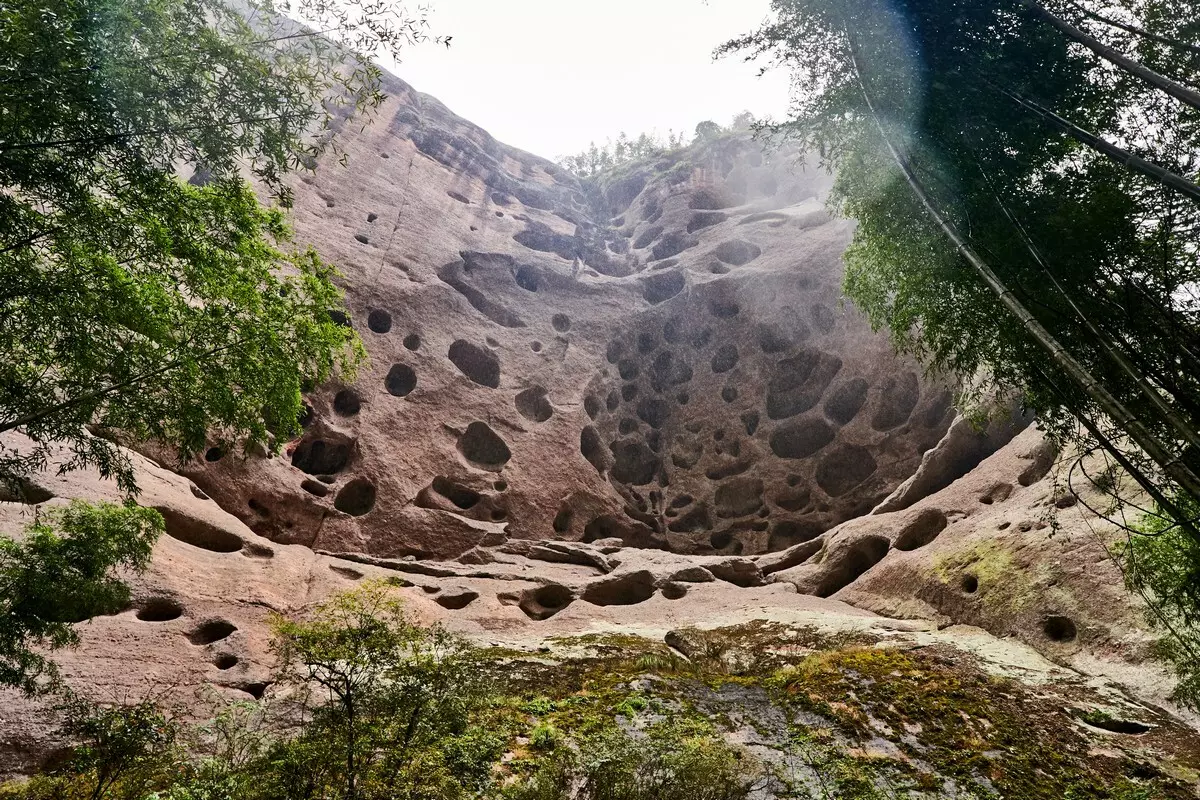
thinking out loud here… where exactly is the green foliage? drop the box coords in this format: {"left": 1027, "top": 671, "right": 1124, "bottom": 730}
{"left": 500, "top": 720, "right": 761, "bottom": 800}
{"left": 0, "top": 0, "right": 445, "bottom": 492}
{"left": 266, "top": 581, "right": 497, "bottom": 800}
{"left": 1118, "top": 496, "right": 1200, "bottom": 709}
{"left": 57, "top": 693, "right": 182, "bottom": 800}
{"left": 578, "top": 720, "right": 762, "bottom": 800}
{"left": 694, "top": 120, "right": 723, "bottom": 141}
{"left": 721, "top": 0, "right": 1200, "bottom": 514}
{"left": 557, "top": 129, "right": 687, "bottom": 178}
{"left": 0, "top": 501, "right": 162, "bottom": 694}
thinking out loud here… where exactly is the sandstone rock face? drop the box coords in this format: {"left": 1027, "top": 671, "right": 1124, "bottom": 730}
{"left": 158, "top": 72, "right": 969, "bottom": 563}
{"left": 1, "top": 71, "right": 1192, "bottom": 776}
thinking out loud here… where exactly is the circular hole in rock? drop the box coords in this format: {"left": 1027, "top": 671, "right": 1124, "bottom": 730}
{"left": 367, "top": 309, "right": 392, "bottom": 334}
{"left": 531, "top": 341, "right": 543, "bottom": 352}
{"left": 710, "top": 530, "right": 734, "bottom": 550}
{"left": 385, "top": 364, "right": 417, "bottom": 397}
{"left": 188, "top": 619, "right": 238, "bottom": 646}
{"left": 334, "top": 478, "right": 377, "bottom": 516}
{"left": 204, "top": 446, "right": 225, "bottom": 463}
{"left": 212, "top": 654, "right": 239, "bottom": 670}
{"left": 367, "top": 212, "right": 378, "bottom": 223}
{"left": 551, "top": 313, "right": 571, "bottom": 333}
{"left": 961, "top": 574, "right": 979, "bottom": 594}
{"left": 520, "top": 584, "right": 574, "bottom": 620}
{"left": 403, "top": 334, "right": 421, "bottom": 351}
{"left": 721, "top": 386, "right": 738, "bottom": 403}
{"left": 458, "top": 422, "right": 511, "bottom": 470}
{"left": 1055, "top": 493, "right": 1078, "bottom": 509}
{"left": 494, "top": 480, "right": 508, "bottom": 491}
{"left": 436, "top": 589, "right": 480, "bottom": 610}
{"left": 515, "top": 386, "right": 553, "bottom": 423}
{"left": 333, "top": 389, "right": 362, "bottom": 416}
{"left": 661, "top": 582, "right": 688, "bottom": 600}
{"left": 136, "top": 599, "right": 183, "bottom": 622}
{"left": 515, "top": 265, "right": 540, "bottom": 292}
{"left": 536, "top": 585, "right": 572, "bottom": 610}
{"left": 291, "top": 437, "right": 351, "bottom": 475}
{"left": 893, "top": 509, "right": 949, "bottom": 551}
{"left": 1042, "top": 615, "right": 1077, "bottom": 642}
{"left": 449, "top": 340, "right": 501, "bottom": 387}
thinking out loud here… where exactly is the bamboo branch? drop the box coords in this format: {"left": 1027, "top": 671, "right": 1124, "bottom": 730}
{"left": 1021, "top": 0, "right": 1200, "bottom": 111}
{"left": 844, "top": 33, "right": 1200, "bottom": 509}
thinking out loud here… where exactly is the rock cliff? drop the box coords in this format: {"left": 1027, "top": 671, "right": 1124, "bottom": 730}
{"left": 1, "top": 71, "right": 1193, "bottom": 780}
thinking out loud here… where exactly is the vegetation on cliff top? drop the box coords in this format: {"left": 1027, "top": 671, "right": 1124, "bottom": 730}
{"left": 3, "top": 583, "right": 1194, "bottom": 800}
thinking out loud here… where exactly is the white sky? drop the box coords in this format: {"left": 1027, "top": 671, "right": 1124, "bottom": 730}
{"left": 388, "top": 0, "right": 791, "bottom": 161}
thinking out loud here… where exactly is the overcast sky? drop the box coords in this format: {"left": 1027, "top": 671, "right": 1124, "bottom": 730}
{"left": 389, "top": 0, "right": 792, "bottom": 161}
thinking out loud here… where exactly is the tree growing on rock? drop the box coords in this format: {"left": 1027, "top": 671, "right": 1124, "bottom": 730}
{"left": 267, "top": 581, "right": 499, "bottom": 800}
{"left": 0, "top": 0, "right": 446, "bottom": 496}
{"left": 0, "top": 502, "right": 162, "bottom": 694}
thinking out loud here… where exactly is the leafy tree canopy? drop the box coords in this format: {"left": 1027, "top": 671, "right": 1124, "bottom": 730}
{"left": 722, "top": 0, "right": 1200, "bottom": 516}
{"left": 0, "top": 501, "right": 162, "bottom": 694}
{"left": 0, "top": 0, "right": 440, "bottom": 494}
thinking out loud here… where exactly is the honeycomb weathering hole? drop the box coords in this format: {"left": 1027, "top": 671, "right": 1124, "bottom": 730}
{"left": 770, "top": 418, "right": 836, "bottom": 460}
{"left": 515, "top": 386, "right": 554, "bottom": 422}
{"left": 893, "top": 509, "right": 949, "bottom": 551}
{"left": 430, "top": 476, "right": 482, "bottom": 509}
{"left": 187, "top": 619, "right": 238, "bottom": 645}
{"left": 334, "top": 478, "right": 377, "bottom": 516}
{"left": 136, "top": 599, "right": 183, "bottom": 622}
{"left": 385, "top": 364, "right": 417, "bottom": 397}
{"left": 816, "top": 445, "right": 878, "bottom": 497}
{"left": 333, "top": 389, "right": 362, "bottom": 416}
{"left": 582, "top": 570, "right": 657, "bottom": 606}
{"left": 815, "top": 536, "right": 890, "bottom": 597}
{"left": 367, "top": 309, "right": 392, "bottom": 333}
{"left": 642, "top": 271, "right": 685, "bottom": 304}
{"left": 291, "top": 437, "right": 352, "bottom": 475}
{"left": 961, "top": 574, "right": 979, "bottom": 594}
{"left": 448, "top": 340, "right": 501, "bottom": 388}
{"left": 552, "top": 313, "right": 571, "bottom": 332}
{"left": 515, "top": 265, "right": 540, "bottom": 292}
{"left": 301, "top": 479, "right": 330, "bottom": 497}
{"left": 403, "top": 334, "right": 422, "bottom": 351}
{"left": 519, "top": 584, "right": 574, "bottom": 620}
{"left": 1043, "top": 614, "right": 1077, "bottom": 642}
{"left": 212, "top": 654, "right": 239, "bottom": 670}
{"left": 661, "top": 582, "right": 688, "bottom": 600}
{"left": 712, "top": 240, "right": 762, "bottom": 266}
{"left": 157, "top": 507, "right": 243, "bottom": 553}
{"left": 204, "top": 447, "right": 225, "bottom": 462}
{"left": 458, "top": 422, "right": 512, "bottom": 470}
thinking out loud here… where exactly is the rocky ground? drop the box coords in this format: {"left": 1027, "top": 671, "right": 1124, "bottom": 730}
{"left": 1, "top": 68, "right": 1196, "bottom": 791}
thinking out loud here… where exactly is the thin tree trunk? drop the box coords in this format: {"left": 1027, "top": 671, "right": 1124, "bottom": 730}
{"left": 1061, "top": 0, "right": 1200, "bottom": 58}
{"left": 967, "top": 152, "right": 1200, "bottom": 449}
{"left": 995, "top": 85, "right": 1200, "bottom": 203}
{"left": 1020, "top": 0, "right": 1200, "bottom": 111}
{"left": 845, "top": 35, "right": 1200, "bottom": 513}
{"left": 0, "top": 341, "right": 229, "bottom": 435}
